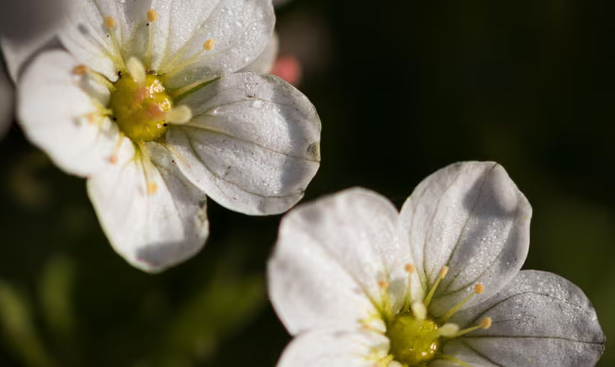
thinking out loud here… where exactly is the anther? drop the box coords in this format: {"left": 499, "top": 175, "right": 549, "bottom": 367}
{"left": 479, "top": 317, "right": 492, "bottom": 330}
{"left": 403, "top": 263, "right": 415, "bottom": 311}
{"left": 147, "top": 183, "right": 158, "bottom": 195}
{"left": 107, "top": 132, "right": 125, "bottom": 165}
{"left": 439, "top": 266, "right": 449, "bottom": 278}
{"left": 452, "top": 317, "right": 493, "bottom": 338}
{"left": 474, "top": 284, "right": 485, "bottom": 295}
{"left": 411, "top": 301, "right": 427, "bottom": 320}
{"left": 147, "top": 9, "right": 158, "bottom": 22}
{"left": 165, "top": 105, "right": 193, "bottom": 124}
{"left": 424, "top": 265, "right": 449, "bottom": 308}
{"left": 378, "top": 280, "right": 389, "bottom": 289}
{"left": 440, "top": 283, "right": 486, "bottom": 323}
{"left": 104, "top": 16, "right": 116, "bottom": 29}
{"left": 438, "top": 323, "right": 460, "bottom": 337}
{"left": 203, "top": 38, "right": 215, "bottom": 51}
{"left": 72, "top": 64, "right": 88, "bottom": 76}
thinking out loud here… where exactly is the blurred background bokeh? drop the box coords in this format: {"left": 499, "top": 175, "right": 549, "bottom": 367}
{"left": 1, "top": 0, "right": 615, "bottom": 365}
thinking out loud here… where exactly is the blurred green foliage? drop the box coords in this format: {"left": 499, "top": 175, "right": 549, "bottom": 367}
{"left": 1, "top": 0, "right": 615, "bottom": 365}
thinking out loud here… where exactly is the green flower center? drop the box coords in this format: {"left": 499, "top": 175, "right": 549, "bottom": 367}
{"left": 386, "top": 311, "right": 440, "bottom": 366}
{"left": 109, "top": 71, "right": 172, "bottom": 142}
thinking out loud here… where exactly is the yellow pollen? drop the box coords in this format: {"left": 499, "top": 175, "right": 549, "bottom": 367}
{"left": 452, "top": 317, "right": 493, "bottom": 338}
{"left": 104, "top": 16, "right": 116, "bottom": 29}
{"left": 480, "top": 317, "right": 492, "bottom": 330}
{"left": 147, "top": 9, "right": 158, "bottom": 22}
{"left": 439, "top": 266, "right": 449, "bottom": 278}
{"left": 72, "top": 64, "right": 88, "bottom": 75}
{"left": 203, "top": 38, "right": 215, "bottom": 51}
{"left": 404, "top": 264, "right": 415, "bottom": 273}
{"left": 147, "top": 183, "right": 158, "bottom": 195}
{"left": 440, "top": 283, "right": 487, "bottom": 323}
{"left": 378, "top": 280, "right": 389, "bottom": 289}
{"left": 109, "top": 155, "right": 118, "bottom": 164}
{"left": 474, "top": 284, "right": 485, "bottom": 294}
{"left": 424, "top": 266, "right": 449, "bottom": 307}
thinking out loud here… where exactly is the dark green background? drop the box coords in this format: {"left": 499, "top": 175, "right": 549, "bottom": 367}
{"left": 0, "top": 0, "right": 613, "bottom": 365}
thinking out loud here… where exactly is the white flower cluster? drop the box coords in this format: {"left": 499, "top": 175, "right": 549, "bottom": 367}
{"left": 1, "top": 1, "right": 606, "bottom": 366}
{"left": 269, "top": 162, "right": 605, "bottom": 367}
{"left": 13, "top": 0, "right": 320, "bottom": 272}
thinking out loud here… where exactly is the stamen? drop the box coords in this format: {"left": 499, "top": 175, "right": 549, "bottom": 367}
{"left": 108, "top": 132, "right": 125, "bottom": 165}
{"left": 161, "top": 37, "right": 217, "bottom": 77}
{"left": 73, "top": 64, "right": 115, "bottom": 92}
{"left": 439, "top": 283, "right": 485, "bottom": 323}
{"left": 361, "top": 322, "right": 385, "bottom": 335}
{"left": 411, "top": 301, "right": 427, "bottom": 320}
{"left": 147, "top": 183, "right": 158, "bottom": 194}
{"left": 424, "top": 266, "right": 448, "bottom": 308}
{"left": 103, "top": 16, "right": 125, "bottom": 70}
{"left": 437, "top": 323, "right": 460, "bottom": 337}
{"left": 403, "top": 263, "right": 415, "bottom": 311}
{"left": 165, "top": 105, "right": 193, "bottom": 124}
{"left": 203, "top": 38, "right": 215, "bottom": 51}
{"left": 146, "top": 9, "right": 158, "bottom": 22}
{"left": 451, "top": 317, "right": 492, "bottom": 338}
{"left": 72, "top": 64, "right": 88, "bottom": 76}
{"left": 145, "top": 9, "right": 158, "bottom": 67}
{"left": 104, "top": 16, "right": 116, "bottom": 29}
{"left": 127, "top": 57, "right": 147, "bottom": 85}
{"left": 136, "top": 142, "right": 159, "bottom": 196}
{"left": 378, "top": 278, "right": 393, "bottom": 320}
{"left": 474, "top": 283, "right": 485, "bottom": 295}
{"left": 480, "top": 317, "right": 492, "bottom": 329}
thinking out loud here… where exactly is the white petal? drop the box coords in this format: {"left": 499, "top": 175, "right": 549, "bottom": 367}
{"left": 57, "top": 0, "right": 140, "bottom": 81}
{"left": 1, "top": 35, "right": 61, "bottom": 83}
{"left": 398, "top": 162, "right": 532, "bottom": 316}
{"left": 268, "top": 188, "right": 408, "bottom": 335}
{"left": 87, "top": 140, "right": 209, "bottom": 273}
{"left": 277, "top": 329, "right": 389, "bottom": 367}
{"left": 153, "top": 0, "right": 275, "bottom": 90}
{"left": 240, "top": 32, "right": 279, "bottom": 74}
{"left": 444, "top": 270, "right": 605, "bottom": 367}
{"left": 17, "top": 50, "right": 118, "bottom": 177}
{"left": 167, "top": 72, "right": 320, "bottom": 215}
{"left": 0, "top": 0, "right": 73, "bottom": 82}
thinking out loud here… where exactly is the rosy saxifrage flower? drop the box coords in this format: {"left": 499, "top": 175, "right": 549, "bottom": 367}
{"left": 268, "top": 162, "right": 605, "bottom": 367}
{"left": 17, "top": 0, "right": 321, "bottom": 272}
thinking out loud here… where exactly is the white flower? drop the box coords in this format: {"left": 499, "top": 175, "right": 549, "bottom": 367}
{"left": 268, "top": 162, "right": 604, "bottom": 367}
{"left": 17, "top": 0, "right": 321, "bottom": 272}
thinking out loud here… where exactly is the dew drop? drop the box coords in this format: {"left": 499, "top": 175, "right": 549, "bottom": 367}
{"left": 251, "top": 100, "right": 264, "bottom": 108}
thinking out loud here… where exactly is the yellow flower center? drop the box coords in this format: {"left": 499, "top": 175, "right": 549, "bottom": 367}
{"left": 387, "top": 312, "right": 440, "bottom": 366}
{"left": 368, "top": 265, "right": 493, "bottom": 367}
{"left": 109, "top": 70, "right": 172, "bottom": 142}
